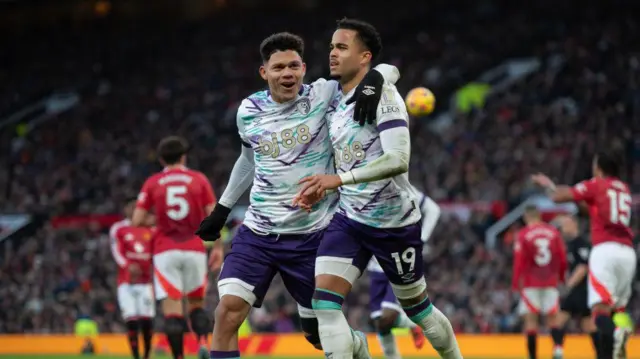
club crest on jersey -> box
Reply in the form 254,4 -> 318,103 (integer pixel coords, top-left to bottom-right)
295,98 -> 311,115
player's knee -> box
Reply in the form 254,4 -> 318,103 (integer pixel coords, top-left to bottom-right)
299,317 -> 322,350
377,310 -> 399,335
189,307 -> 211,336
214,294 -> 250,333
391,277 -> 427,303
164,316 -> 187,337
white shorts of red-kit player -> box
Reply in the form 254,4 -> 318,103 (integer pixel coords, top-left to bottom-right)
153,250 -> 207,300
518,287 -> 559,315
588,242 -> 636,309
117,283 -> 155,320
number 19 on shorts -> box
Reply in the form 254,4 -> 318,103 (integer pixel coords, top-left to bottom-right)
391,247 -> 416,275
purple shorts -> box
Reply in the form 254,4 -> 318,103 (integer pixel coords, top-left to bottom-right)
317,213 -> 424,285
218,225 -> 320,308
369,271 -> 402,319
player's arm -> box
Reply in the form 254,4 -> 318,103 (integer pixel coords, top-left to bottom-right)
566,243 -> 589,290
417,191 -> 441,242
511,233 -> 525,291
132,180 -> 153,227
531,174 -> 595,204
197,103 -> 255,241
109,225 -> 128,268
557,233 -> 568,283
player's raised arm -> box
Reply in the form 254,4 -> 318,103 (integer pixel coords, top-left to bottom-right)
196,102 -> 255,242
530,173 -> 580,203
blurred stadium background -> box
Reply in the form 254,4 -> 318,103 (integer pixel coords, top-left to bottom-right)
1,0 -> 639,357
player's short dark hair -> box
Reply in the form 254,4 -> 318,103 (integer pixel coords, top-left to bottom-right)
336,18 -> 382,61
157,136 -> 189,165
595,151 -> 621,178
125,195 -> 138,204
259,32 -> 305,62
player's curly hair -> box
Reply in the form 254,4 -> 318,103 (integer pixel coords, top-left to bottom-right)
336,18 -> 383,62
595,151 -> 622,178
157,136 -> 190,165
259,32 -> 305,62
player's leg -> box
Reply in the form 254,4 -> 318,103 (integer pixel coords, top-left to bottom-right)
211,226 -> 277,359
588,244 -> 619,359
612,245 -> 636,359
182,250 -> 211,359
134,284 -> 156,359
519,288 -> 541,359
117,284 -> 141,359
370,225 -> 461,359
540,288 -> 560,359
580,315 -> 600,359
153,251 -> 188,359
551,309 -> 570,359
313,215 -> 372,359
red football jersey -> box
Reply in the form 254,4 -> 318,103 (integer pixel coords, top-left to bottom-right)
109,219 -> 154,285
570,177 -> 633,247
512,222 -> 567,289
136,166 -> 216,254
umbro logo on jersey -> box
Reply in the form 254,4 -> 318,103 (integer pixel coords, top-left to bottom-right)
362,88 -> 375,96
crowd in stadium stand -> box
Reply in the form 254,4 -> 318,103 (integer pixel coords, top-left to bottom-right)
1,1 -> 639,334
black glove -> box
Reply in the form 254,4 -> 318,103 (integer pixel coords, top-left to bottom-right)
345,69 -> 384,126
196,204 -> 231,241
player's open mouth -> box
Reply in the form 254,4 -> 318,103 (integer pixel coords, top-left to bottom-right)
330,60 -> 339,67
281,82 -> 295,89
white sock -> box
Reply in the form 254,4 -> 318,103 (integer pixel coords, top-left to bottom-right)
413,305 -> 462,359
378,332 -> 401,359
314,309 -> 354,359
395,311 -> 418,328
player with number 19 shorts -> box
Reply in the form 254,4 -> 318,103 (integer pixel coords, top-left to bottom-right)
133,136 -> 218,359
512,205 -> 567,359
367,188 -> 440,359
532,151 -> 635,359
110,197 -> 155,359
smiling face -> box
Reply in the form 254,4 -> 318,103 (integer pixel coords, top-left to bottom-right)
260,50 -> 306,103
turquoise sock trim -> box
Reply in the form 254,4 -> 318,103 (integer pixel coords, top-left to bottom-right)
401,296 -> 429,310
311,299 -> 342,311
409,303 -> 434,323
316,288 -> 345,299
393,314 -> 402,327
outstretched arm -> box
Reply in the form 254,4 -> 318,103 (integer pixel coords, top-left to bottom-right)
218,145 -> 255,208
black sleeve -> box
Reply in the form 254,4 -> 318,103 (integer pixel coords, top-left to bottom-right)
572,239 -> 590,266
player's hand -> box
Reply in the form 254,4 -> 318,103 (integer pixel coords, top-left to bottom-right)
346,69 -> 384,126
208,246 -> 224,272
196,204 -> 231,241
531,173 -> 554,189
293,190 -> 327,212
295,175 -> 341,203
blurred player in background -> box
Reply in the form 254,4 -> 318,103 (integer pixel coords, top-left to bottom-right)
550,214 -> 598,359
109,197 -> 155,359
132,136 -> 221,359
294,18 -> 462,359
532,151 -> 635,359
512,205 -> 567,359
367,188 -> 440,359
195,32 -> 399,359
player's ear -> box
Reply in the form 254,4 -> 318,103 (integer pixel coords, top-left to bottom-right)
259,65 -> 268,81
360,51 -> 372,66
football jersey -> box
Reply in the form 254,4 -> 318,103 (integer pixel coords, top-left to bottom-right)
566,235 -> 590,291
237,79 -> 340,234
109,219 -> 154,285
136,166 -> 216,253
570,177 -> 633,247
329,85 -> 420,228
513,222 -> 567,288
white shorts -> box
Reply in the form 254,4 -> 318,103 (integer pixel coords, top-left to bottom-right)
519,287 -> 559,315
588,242 -> 636,309
117,283 -> 155,320
153,250 -> 207,301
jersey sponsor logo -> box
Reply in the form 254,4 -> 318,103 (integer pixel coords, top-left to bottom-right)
125,233 -> 134,241
381,105 -> 400,115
